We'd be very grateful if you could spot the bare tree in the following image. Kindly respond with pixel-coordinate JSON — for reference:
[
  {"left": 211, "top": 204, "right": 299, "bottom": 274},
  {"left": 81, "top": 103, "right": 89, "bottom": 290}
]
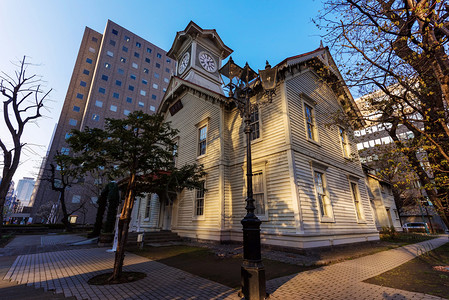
[
  {"left": 0, "top": 57, "right": 51, "bottom": 233},
  {"left": 316, "top": 0, "right": 449, "bottom": 227},
  {"left": 47, "top": 152, "right": 86, "bottom": 231}
]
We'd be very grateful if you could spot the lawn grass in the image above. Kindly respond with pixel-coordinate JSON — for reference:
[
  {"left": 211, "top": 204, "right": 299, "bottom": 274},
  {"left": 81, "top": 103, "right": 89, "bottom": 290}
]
[
  {"left": 0, "top": 234, "right": 14, "bottom": 248},
  {"left": 380, "top": 232, "right": 438, "bottom": 245},
  {"left": 130, "top": 245, "right": 317, "bottom": 288},
  {"left": 364, "top": 240, "right": 449, "bottom": 299}
]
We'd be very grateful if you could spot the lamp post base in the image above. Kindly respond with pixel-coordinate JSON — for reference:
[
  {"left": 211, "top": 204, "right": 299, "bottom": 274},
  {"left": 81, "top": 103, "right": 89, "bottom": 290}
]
[{"left": 240, "top": 261, "right": 267, "bottom": 300}]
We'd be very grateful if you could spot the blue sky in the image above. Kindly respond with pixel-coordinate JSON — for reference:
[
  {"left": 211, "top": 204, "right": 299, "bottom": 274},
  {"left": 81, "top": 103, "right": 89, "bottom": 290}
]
[{"left": 0, "top": 0, "right": 324, "bottom": 185}]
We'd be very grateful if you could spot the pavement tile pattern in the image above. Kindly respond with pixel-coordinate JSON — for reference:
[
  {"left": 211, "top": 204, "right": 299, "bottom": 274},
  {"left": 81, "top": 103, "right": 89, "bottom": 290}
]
[
  {"left": 4, "top": 248, "right": 239, "bottom": 300},
  {"left": 267, "top": 236, "right": 449, "bottom": 300},
  {"left": 2, "top": 235, "right": 448, "bottom": 299}
]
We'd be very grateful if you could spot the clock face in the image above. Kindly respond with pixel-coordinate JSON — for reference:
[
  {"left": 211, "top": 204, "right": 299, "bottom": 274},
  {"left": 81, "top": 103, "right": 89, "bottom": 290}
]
[
  {"left": 198, "top": 51, "right": 217, "bottom": 73},
  {"left": 178, "top": 52, "right": 190, "bottom": 74}
]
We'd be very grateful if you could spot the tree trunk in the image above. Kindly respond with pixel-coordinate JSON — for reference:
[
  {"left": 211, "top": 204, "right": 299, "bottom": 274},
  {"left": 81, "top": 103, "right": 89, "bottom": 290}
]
[
  {"left": 110, "top": 175, "right": 136, "bottom": 281},
  {"left": 91, "top": 184, "right": 110, "bottom": 237},
  {"left": 58, "top": 191, "right": 72, "bottom": 232}
]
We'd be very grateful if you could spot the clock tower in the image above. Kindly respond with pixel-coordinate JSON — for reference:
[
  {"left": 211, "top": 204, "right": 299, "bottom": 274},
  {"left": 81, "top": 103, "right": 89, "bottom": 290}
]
[{"left": 166, "top": 21, "right": 232, "bottom": 94}]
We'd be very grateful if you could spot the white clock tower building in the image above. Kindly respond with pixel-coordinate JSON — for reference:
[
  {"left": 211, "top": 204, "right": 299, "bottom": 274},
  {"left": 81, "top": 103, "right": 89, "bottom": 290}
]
[{"left": 167, "top": 21, "right": 232, "bottom": 94}]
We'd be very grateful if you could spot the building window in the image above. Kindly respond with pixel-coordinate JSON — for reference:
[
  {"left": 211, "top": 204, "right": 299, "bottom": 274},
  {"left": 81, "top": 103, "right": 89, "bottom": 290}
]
[
  {"left": 146, "top": 47, "right": 152, "bottom": 53},
  {"left": 83, "top": 69, "right": 90, "bottom": 75},
  {"left": 115, "top": 80, "right": 122, "bottom": 86},
  {"left": 113, "top": 92, "right": 119, "bottom": 99},
  {"left": 95, "top": 100, "right": 103, "bottom": 107},
  {"left": 134, "top": 52, "right": 140, "bottom": 58},
  {"left": 73, "top": 106, "right": 80, "bottom": 112},
  {"left": 65, "top": 133, "right": 72, "bottom": 140},
  {"left": 120, "top": 57, "right": 126, "bottom": 63},
  {"left": 154, "top": 73, "right": 160, "bottom": 79},
  {"left": 112, "top": 29, "right": 118, "bottom": 35},
  {"left": 339, "top": 127, "right": 350, "bottom": 157},
  {"left": 314, "top": 170, "right": 333, "bottom": 220},
  {"left": 124, "top": 109, "right": 130, "bottom": 116},
  {"left": 195, "top": 181, "right": 205, "bottom": 216},
  {"left": 142, "top": 79, "right": 148, "bottom": 85},
  {"left": 305, "top": 103, "right": 317, "bottom": 141},
  {"left": 76, "top": 93, "right": 83, "bottom": 99},
  {"left": 164, "top": 78, "right": 169, "bottom": 83},
  {"left": 101, "top": 75, "right": 108, "bottom": 81},
  {"left": 138, "top": 101, "right": 144, "bottom": 107},
  {"left": 393, "top": 209, "right": 399, "bottom": 219},
  {"left": 140, "top": 90, "right": 146, "bottom": 96},
  {"left": 132, "top": 63, "right": 138, "bottom": 69},
  {"left": 129, "top": 85, "right": 134, "bottom": 91},
  {"left": 163, "top": 88, "right": 167, "bottom": 93},
  {"left": 122, "top": 46, "right": 128, "bottom": 52},
  {"left": 249, "top": 109, "right": 260, "bottom": 141},
  {"left": 69, "top": 119, "right": 77, "bottom": 126},
  {"left": 350, "top": 181, "right": 364, "bottom": 221},
  {"left": 92, "top": 114, "right": 100, "bottom": 122},
  {"left": 80, "top": 81, "right": 87, "bottom": 87},
  {"left": 165, "top": 68, "right": 170, "bottom": 73},
  {"left": 155, "top": 63, "right": 161, "bottom": 68},
  {"left": 104, "top": 62, "right": 111, "bottom": 69},
  {"left": 72, "top": 195, "right": 81, "bottom": 203},
  {"left": 92, "top": 37, "right": 98, "bottom": 43},
  {"left": 253, "top": 171, "right": 266, "bottom": 216},
  {"left": 124, "top": 35, "right": 130, "bottom": 42},
  {"left": 150, "top": 105, "right": 156, "bottom": 112},
  {"left": 144, "top": 197, "right": 151, "bottom": 219},
  {"left": 151, "top": 94, "right": 157, "bottom": 100},
  {"left": 99, "top": 87, "right": 106, "bottom": 94},
  {"left": 91, "top": 197, "right": 98, "bottom": 204},
  {"left": 126, "top": 97, "right": 132, "bottom": 103},
  {"left": 198, "top": 125, "right": 207, "bottom": 156},
  {"left": 145, "top": 58, "right": 150, "bottom": 63},
  {"left": 86, "top": 58, "right": 93, "bottom": 64},
  {"left": 107, "top": 51, "right": 114, "bottom": 57},
  {"left": 61, "top": 147, "right": 70, "bottom": 155},
  {"left": 110, "top": 105, "right": 117, "bottom": 112},
  {"left": 136, "top": 42, "right": 141, "bottom": 48},
  {"left": 109, "top": 40, "right": 116, "bottom": 46},
  {"left": 157, "top": 53, "right": 162, "bottom": 58},
  {"left": 143, "top": 68, "right": 149, "bottom": 74},
  {"left": 69, "top": 216, "right": 78, "bottom": 224},
  {"left": 153, "top": 83, "right": 158, "bottom": 89},
  {"left": 166, "top": 58, "right": 171, "bottom": 63},
  {"left": 130, "top": 74, "right": 136, "bottom": 80}
]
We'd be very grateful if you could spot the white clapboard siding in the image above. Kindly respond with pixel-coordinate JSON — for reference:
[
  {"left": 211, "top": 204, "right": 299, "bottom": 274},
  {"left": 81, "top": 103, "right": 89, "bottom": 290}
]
[{"left": 285, "top": 70, "right": 377, "bottom": 236}]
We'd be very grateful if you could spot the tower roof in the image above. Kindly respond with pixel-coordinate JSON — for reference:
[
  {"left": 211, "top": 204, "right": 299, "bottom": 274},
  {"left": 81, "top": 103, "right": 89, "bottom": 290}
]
[{"left": 167, "top": 21, "right": 232, "bottom": 60}]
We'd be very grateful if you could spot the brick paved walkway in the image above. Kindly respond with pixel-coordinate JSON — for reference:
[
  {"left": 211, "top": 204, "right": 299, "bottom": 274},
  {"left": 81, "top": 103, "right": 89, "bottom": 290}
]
[
  {"left": 267, "top": 236, "right": 449, "bottom": 299},
  {"left": 4, "top": 247, "right": 239, "bottom": 300},
  {"left": 3, "top": 236, "right": 448, "bottom": 299}
]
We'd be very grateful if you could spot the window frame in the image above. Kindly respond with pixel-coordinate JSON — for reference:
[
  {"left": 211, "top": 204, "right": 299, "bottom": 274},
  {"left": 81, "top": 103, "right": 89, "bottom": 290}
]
[
  {"left": 339, "top": 126, "right": 351, "bottom": 158},
  {"left": 301, "top": 94, "right": 320, "bottom": 144},
  {"left": 196, "top": 118, "right": 209, "bottom": 158},
  {"left": 193, "top": 180, "right": 206, "bottom": 220},
  {"left": 249, "top": 106, "right": 262, "bottom": 142},
  {"left": 349, "top": 179, "right": 366, "bottom": 223},
  {"left": 311, "top": 162, "right": 334, "bottom": 222}
]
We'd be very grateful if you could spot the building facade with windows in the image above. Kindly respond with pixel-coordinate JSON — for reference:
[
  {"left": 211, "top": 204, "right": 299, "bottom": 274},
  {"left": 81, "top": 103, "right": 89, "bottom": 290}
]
[
  {"left": 30, "top": 20, "right": 175, "bottom": 224},
  {"left": 131, "top": 22, "right": 379, "bottom": 248}
]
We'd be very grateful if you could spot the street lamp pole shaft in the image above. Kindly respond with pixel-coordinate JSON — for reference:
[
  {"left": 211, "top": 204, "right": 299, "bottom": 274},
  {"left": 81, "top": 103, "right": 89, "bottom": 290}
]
[{"left": 240, "top": 91, "right": 266, "bottom": 300}]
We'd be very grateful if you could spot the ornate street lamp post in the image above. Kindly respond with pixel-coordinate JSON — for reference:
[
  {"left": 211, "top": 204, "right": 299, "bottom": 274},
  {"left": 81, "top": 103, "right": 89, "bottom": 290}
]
[{"left": 219, "top": 58, "right": 277, "bottom": 300}]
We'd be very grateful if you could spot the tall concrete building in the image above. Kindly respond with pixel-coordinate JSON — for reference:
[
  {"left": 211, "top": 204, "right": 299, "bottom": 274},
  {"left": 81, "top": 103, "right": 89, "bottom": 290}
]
[
  {"left": 15, "top": 177, "right": 35, "bottom": 207},
  {"left": 30, "top": 20, "right": 175, "bottom": 224}
]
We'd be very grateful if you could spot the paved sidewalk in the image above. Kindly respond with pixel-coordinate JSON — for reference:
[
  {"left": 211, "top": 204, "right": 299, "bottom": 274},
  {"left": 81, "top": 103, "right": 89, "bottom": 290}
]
[
  {"left": 267, "top": 236, "right": 449, "bottom": 299},
  {"left": 2, "top": 235, "right": 448, "bottom": 299}
]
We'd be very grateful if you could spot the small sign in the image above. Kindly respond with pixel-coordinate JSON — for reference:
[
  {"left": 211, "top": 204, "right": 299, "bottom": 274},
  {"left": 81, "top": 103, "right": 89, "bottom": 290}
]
[{"left": 169, "top": 100, "right": 183, "bottom": 116}]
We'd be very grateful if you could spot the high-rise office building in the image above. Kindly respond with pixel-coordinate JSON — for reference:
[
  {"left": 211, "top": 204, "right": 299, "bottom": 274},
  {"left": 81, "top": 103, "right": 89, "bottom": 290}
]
[
  {"left": 15, "top": 177, "right": 35, "bottom": 207},
  {"left": 30, "top": 20, "right": 175, "bottom": 224}
]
